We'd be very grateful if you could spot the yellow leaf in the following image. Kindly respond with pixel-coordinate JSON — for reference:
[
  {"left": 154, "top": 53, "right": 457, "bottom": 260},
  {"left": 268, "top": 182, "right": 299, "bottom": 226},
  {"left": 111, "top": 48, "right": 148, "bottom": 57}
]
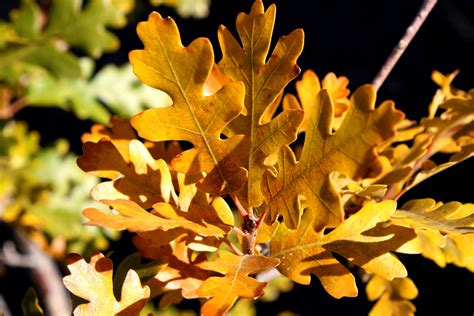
[
  {"left": 366, "top": 276, "right": 418, "bottom": 316},
  {"left": 271, "top": 201, "right": 410, "bottom": 298},
  {"left": 393, "top": 199, "right": 474, "bottom": 235},
  {"left": 130, "top": 12, "right": 248, "bottom": 194},
  {"left": 217, "top": 0, "right": 304, "bottom": 207},
  {"left": 63, "top": 252, "right": 149, "bottom": 315},
  {"left": 262, "top": 75, "right": 404, "bottom": 229},
  {"left": 391, "top": 199, "right": 474, "bottom": 268},
  {"left": 197, "top": 250, "right": 279, "bottom": 316}
]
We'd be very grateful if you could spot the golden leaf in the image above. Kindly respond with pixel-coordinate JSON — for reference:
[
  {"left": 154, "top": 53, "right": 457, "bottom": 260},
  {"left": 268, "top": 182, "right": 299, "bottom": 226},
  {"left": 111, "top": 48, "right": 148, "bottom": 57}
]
[
  {"left": 149, "top": 236, "right": 210, "bottom": 300},
  {"left": 81, "top": 117, "right": 136, "bottom": 160},
  {"left": 197, "top": 250, "right": 280, "bottom": 316},
  {"left": 63, "top": 252, "right": 149, "bottom": 315},
  {"left": 271, "top": 201, "right": 410, "bottom": 298},
  {"left": 366, "top": 276, "right": 418, "bottom": 316},
  {"left": 84, "top": 198, "right": 233, "bottom": 236},
  {"left": 217, "top": 0, "right": 304, "bottom": 207},
  {"left": 79, "top": 139, "right": 177, "bottom": 208},
  {"left": 391, "top": 199, "right": 474, "bottom": 268},
  {"left": 130, "top": 12, "right": 249, "bottom": 194},
  {"left": 263, "top": 74, "right": 404, "bottom": 229}
]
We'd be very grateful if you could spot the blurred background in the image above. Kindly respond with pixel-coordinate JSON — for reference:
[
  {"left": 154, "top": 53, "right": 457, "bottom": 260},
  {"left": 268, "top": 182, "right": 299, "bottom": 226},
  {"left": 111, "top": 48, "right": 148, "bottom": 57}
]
[{"left": 0, "top": 0, "right": 473, "bottom": 315}]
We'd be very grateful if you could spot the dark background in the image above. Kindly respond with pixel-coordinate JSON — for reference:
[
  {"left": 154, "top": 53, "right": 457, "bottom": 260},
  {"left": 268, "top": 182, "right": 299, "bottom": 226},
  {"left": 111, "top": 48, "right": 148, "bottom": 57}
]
[{"left": 1, "top": 0, "right": 473, "bottom": 315}]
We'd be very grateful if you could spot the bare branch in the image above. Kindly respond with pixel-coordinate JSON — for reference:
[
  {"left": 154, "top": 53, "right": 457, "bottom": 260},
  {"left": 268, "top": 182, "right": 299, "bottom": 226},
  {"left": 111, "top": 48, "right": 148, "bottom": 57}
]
[
  {"left": 372, "top": 0, "right": 438, "bottom": 91},
  {"left": 2, "top": 228, "right": 71, "bottom": 316}
]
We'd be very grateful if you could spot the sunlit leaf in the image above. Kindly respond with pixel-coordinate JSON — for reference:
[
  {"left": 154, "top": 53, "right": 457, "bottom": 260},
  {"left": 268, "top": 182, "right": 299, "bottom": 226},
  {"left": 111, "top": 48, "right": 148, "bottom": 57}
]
[
  {"left": 63, "top": 252, "right": 149, "bottom": 315},
  {"left": 130, "top": 12, "right": 249, "bottom": 194},
  {"left": 263, "top": 75, "right": 404, "bottom": 229},
  {"left": 197, "top": 250, "right": 279, "bottom": 316}
]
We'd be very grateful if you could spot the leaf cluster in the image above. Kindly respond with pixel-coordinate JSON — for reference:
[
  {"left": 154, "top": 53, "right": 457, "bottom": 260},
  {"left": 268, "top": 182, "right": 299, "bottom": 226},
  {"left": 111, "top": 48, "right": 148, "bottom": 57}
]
[{"left": 59, "top": 1, "right": 474, "bottom": 315}]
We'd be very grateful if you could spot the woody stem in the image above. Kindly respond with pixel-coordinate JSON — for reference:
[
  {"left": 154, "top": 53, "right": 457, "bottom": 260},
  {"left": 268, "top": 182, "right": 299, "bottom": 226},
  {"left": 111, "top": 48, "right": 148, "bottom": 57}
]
[{"left": 372, "top": 0, "right": 437, "bottom": 91}]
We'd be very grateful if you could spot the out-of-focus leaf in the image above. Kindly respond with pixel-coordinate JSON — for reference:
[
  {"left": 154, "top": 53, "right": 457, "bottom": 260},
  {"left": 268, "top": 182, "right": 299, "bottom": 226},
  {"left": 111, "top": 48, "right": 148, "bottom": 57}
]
[
  {"left": 0, "top": 122, "right": 115, "bottom": 256},
  {"left": 150, "top": 0, "right": 211, "bottom": 18},
  {"left": 130, "top": 11, "right": 249, "bottom": 194},
  {"left": 366, "top": 276, "right": 418, "bottom": 316},
  {"left": 10, "top": 0, "right": 42, "bottom": 39},
  {"left": 21, "top": 288, "right": 44, "bottom": 316},
  {"left": 63, "top": 252, "right": 150, "bottom": 315},
  {"left": 196, "top": 250, "right": 279, "bottom": 316},
  {"left": 26, "top": 61, "right": 170, "bottom": 123},
  {"left": 90, "top": 63, "right": 172, "bottom": 117},
  {"left": 45, "top": 0, "right": 133, "bottom": 57}
]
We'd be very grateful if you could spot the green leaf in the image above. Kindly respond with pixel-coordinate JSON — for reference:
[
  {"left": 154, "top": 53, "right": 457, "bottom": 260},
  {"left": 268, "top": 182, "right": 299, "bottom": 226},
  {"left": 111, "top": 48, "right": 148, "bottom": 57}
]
[
  {"left": 21, "top": 288, "right": 44, "bottom": 316},
  {"left": 10, "top": 0, "right": 42, "bottom": 39},
  {"left": 45, "top": 0, "right": 133, "bottom": 57}
]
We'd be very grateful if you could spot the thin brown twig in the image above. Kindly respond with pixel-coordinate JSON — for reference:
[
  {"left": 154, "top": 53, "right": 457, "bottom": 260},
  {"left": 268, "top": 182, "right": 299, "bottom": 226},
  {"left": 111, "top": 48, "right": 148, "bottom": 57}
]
[
  {"left": 224, "top": 239, "right": 243, "bottom": 256},
  {"left": 372, "top": 0, "right": 438, "bottom": 91}
]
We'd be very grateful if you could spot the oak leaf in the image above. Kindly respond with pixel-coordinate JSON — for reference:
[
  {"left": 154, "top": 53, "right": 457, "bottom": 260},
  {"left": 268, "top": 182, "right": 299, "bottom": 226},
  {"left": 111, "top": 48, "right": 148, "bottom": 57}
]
[
  {"left": 217, "top": 0, "right": 304, "bottom": 207},
  {"left": 283, "top": 72, "right": 350, "bottom": 132},
  {"left": 393, "top": 199, "right": 474, "bottom": 235},
  {"left": 63, "top": 252, "right": 149, "bottom": 315},
  {"left": 366, "top": 276, "right": 418, "bottom": 316},
  {"left": 263, "top": 72, "right": 404, "bottom": 229},
  {"left": 148, "top": 236, "right": 209, "bottom": 300},
  {"left": 84, "top": 197, "right": 233, "bottom": 237},
  {"left": 130, "top": 12, "right": 248, "bottom": 194},
  {"left": 197, "top": 250, "right": 280, "bottom": 316},
  {"left": 391, "top": 199, "right": 474, "bottom": 268},
  {"left": 45, "top": 0, "right": 133, "bottom": 57},
  {"left": 270, "top": 201, "right": 410, "bottom": 298},
  {"left": 78, "top": 139, "right": 176, "bottom": 208}
]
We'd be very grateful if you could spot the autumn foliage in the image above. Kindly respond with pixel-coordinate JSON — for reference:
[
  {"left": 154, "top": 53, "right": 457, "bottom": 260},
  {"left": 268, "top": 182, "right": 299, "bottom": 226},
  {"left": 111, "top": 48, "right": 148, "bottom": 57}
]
[{"left": 62, "top": 1, "right": 474, "bottom": 315}]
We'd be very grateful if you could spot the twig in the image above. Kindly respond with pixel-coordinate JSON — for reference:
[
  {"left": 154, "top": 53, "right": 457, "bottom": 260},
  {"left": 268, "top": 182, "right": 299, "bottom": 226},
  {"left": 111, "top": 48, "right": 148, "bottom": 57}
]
[
  {"left": 2, "top": 227, "right": 72, "bottom": 316},
  {"left": 224, "top": 239, "right": 243, "bottom": 256},
  {"left": 372, "top": 0, "right": 438, "bottom": 91},
  {"left": 0, "top": 241, "right": 36, "bottom": 268}
]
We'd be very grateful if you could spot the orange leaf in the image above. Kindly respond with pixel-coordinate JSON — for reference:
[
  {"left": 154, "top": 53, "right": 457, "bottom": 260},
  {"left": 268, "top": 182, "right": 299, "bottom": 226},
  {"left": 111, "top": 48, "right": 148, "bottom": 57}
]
[
  {"left": 63, "top": 252, "right": 149, "bottom": 315},
  {"left": 197, "top": 250, "right": 279, "bottom": 315},
  {"left": 130, "top": 12, "right": 249, "bottom": 194},
  {"left": 78, "top": 139, "right": 176, "bottom": 208},
  {"left": 218, "top": 0, "right": 304, "bottom": 207},
  {"left": 84, "top": 198, "right": 233, "bottom": 236}
]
